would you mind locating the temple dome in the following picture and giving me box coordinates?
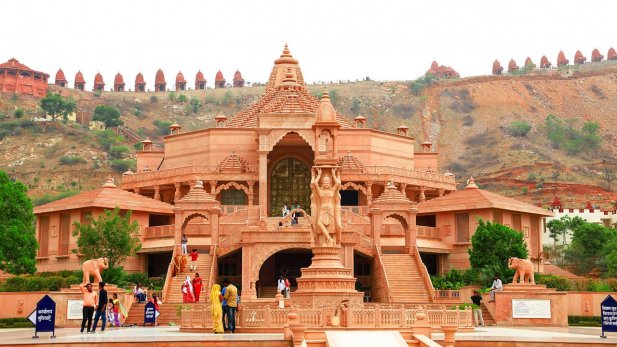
[195,70,205,82]
[608,47,617,60]
[591,48,604,62]
[574,50,587,64]
[94,72,104,85]
[540,55,551,68]
[135,72,145,84]
[508,59,518,72]
[217,150,248,173]
[215,70,225,82]
[155,69,166,84]
[557,50,569,66]
[372,181,411,204]
[75,71,85,83]
[180,181,217,202]
[55,69,67,83]
[176,71,186,83]
[114,73,124,85]
[234,70,243,81]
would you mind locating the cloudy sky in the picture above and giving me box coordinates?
[4,0,617,89]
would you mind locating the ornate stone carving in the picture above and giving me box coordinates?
[341,182,367,195]
[214,181,249,196]
[508,257,535,285]
[81,257,109,284]
[310,167,342,246]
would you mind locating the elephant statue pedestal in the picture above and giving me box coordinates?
[490,283,568,328]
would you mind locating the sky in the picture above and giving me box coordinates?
[4,0,617,89]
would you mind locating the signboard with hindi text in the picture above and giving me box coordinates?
[512,299,551,319]
[601,295,617,337]
[28,295,56,338]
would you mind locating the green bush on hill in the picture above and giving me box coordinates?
[507,121,532,137]
[31,191,80,206]
[110,159,136,172]
[59,156,87,165]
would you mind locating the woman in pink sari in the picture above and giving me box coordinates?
[182,276,195,303]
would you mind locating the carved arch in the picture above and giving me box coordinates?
[214,181,249,195]
[181,212,209,231]
[341,182,367,195]
[250,244,312,286]
[267,130,315,152]
[384,213,409,231]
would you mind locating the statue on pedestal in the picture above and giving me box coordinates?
[508,257,536,285]
[81,257,109,284]
[310,167,342,246]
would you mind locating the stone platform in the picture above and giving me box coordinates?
[493,283,568,327]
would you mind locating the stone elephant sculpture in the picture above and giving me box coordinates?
[82,257,109,284]
[508,257,535,284]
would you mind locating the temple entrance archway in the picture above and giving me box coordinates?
[268,132,314,216]
[256,248,312,298]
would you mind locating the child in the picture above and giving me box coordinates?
[190,249,199,271]
[106,299,115,328]
[113,300,120,327]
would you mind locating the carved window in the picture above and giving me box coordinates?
[269,158,311,216]
[59,214,71,255]
[455,213,469,243]
[38,216,49,257]
[221,189,247,205]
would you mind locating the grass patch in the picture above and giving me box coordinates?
[32,191,80,206]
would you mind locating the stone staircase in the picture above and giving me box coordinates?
[480,303,496,326]
[124,254,213,325]
[380,254,432,303]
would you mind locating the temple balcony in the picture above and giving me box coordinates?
[344,165,456,191]
[120,165,258,190]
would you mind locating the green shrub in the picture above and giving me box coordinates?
[521,186,528,194]
[568,315,601,326]
[589,280,612,292]
[153,119,173,135]
[125,272,150,286]
[108,145,130,159]
[59,156,87,165]
[168,92,176,101]
[150,95,158,103]
[535,274,571,291]
[95,130,124,151]
[431,269,480,290]
[178,94,187,103]
[13,109,24,119]
[31,191,80,206]
[110,159,136,172]
[508,121,532,137]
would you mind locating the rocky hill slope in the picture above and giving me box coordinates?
[2,60,617,208]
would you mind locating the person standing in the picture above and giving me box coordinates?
[189,249,199,271]
[277,275,286,296]
[111,293,126,327]
[284,276,291,299]
[106,299,115,328]
[471,290,485,327]
[209,284,224,334]
[91,282,108,333]
[192,273,203,302]
[223,279,238,333]
[148,294,161,326]
[181,234,188,255]
[79,282,98,334]
[182,276,195,303]
[221,284,228,332]
[489,275,503,302]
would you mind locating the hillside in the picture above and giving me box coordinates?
[2,60,617,209]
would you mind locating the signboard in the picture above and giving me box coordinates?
[67,300,84,319]
[144,301,160,325]
[28,295,56,338]
[512,299,551,319]
[601,295,617,338]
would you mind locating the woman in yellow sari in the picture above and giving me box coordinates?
[210,284,224,334]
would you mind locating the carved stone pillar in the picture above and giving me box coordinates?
[258,152,268,217]
[419,187,426,202]
[242,246,257,299]
[153,186,161,201]
[369,208,383,245]
[174,182,181,203]
[133,187,140,195]
[399,183,407,193]
[209,180,217,196]
[366,181,373,206]
[247,180,255,206]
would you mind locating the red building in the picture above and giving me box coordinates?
[425,61,459,79]
[0,58,49,97]
[74,71,85,91]
[557,51,569,66]
[540,55,551,68]
[135,72,146,92]
[591,48,604,62]
[55,69,68,87]
[175,71,187,91]
[114,73,125,92]
[492,60,503,75]
[608,47,617,61]
[215,70,226,88]
[233,70,245,87]
[508,59,519,73]
[195,70,206,90]
[574,50,586,65]
[93,73,105,91]
[155,69,166,92]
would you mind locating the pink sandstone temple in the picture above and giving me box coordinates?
[32,45,552,317]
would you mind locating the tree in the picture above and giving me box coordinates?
[546,218,567,246]
[507,121,532,137]
[603,160,614,191]
[39,91,76,121]
[93,105,123,128]
[565,222,615,275]
[72,207,141,273]
[468,220,528,282]
[0,171,38,275]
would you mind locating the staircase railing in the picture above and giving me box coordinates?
[411,244,436,302]
[206,244,218,302]
[374,245,392,303]
[162,244,178,303]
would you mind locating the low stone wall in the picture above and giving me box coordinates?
[0,287,133,327]
[567,291,617,317]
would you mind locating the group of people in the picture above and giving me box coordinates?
[181,273,204,302]
[282,203,301,225]
[78,282,126,334]
[469,275,503,328]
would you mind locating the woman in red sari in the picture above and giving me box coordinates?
[182,276,195,303]
[192,273,203,302]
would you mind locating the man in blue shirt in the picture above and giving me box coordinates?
[221,285,228,332]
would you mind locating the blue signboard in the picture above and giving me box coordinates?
[144,301,159,325]
[601,295,617,337]
[28,295,56,339]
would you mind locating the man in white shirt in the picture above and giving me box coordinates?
[489,275,503,302]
